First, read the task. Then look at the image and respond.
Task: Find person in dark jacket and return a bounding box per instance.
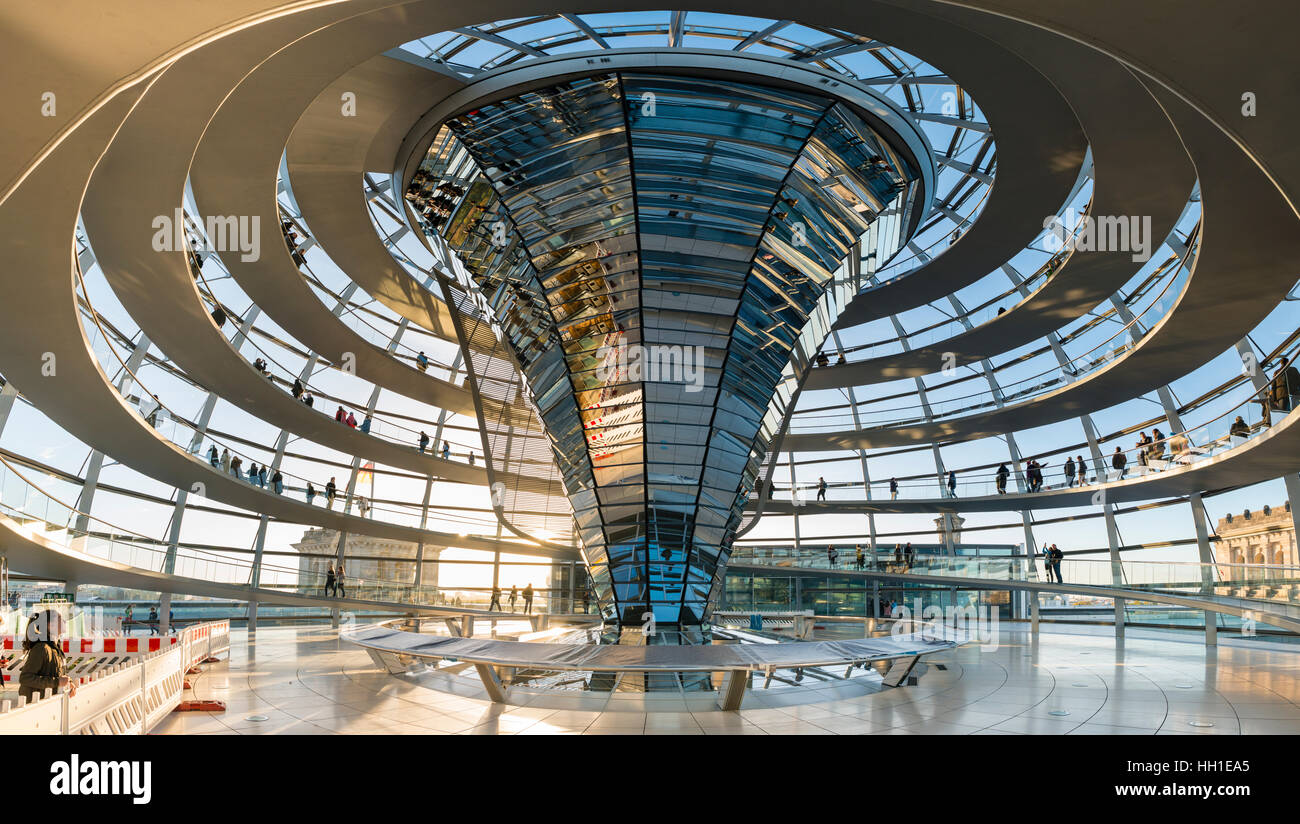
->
[1112,446,1128,479]
[522,583,534,614]
[1049,545,1065,584]
[995,463,1009,494]
[324,565,336,597]
[947,470,957,497]
[1230,415,1250,439]
[1267,356,1300,418]
[19,609,75,702]
[1064,456,1076,487]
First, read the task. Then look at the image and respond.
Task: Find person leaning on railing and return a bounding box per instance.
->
[1230,415,1250,439]
[18,609,76,702]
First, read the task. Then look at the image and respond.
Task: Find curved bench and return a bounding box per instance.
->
[345,619,967,709]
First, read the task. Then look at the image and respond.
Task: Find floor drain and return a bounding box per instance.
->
[1188,720,1215,728]
[1072,683,1090,687]
[1048,710,1071,717]
[1174,683,1195,689]
[935,664,948,671]
[246,715,268,722]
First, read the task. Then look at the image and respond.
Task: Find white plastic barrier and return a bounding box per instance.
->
[182,619,230,668]
[0,619,229,734]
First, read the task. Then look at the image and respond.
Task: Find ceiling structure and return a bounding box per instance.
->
[0,2,1296,638]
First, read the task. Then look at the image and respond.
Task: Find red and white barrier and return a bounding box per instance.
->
[0,619,230,734]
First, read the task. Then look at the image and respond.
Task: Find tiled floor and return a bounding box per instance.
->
[150,624,1300,734]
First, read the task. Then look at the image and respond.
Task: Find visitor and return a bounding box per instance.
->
[258,464,268,488]
[336,564,346,598]
[1168,431,1191,463]
[1231,415,1250,439]
[855,546,865,571]
[360,415,371,435]
[1076,456,1087,486]
[303,391,314,408]
[835,354,846,366]
[522,583,534,614]
[815,352,829,368]
[469,451,475,466]
[291,378,303,400]
[18,609,75,703]
[1050,544,1064,584]
[325,565,336,597]
[148,606,159,635]
[1136,432,1151,467]
[306,481,316,504]
[995,463,1009,494]
[489,587,502,612]
[1150,428,1166,461]
[441,441,450,460]
[326,477,337,509]
[827,546,838,567]
[230,455,242,478]
[419,431,430,453]
[894,543,903,565]
[247,461,259,485]
[889,477,898,501]
[905,542,915,568]
[1267,355,1300,418]
[416,351,429,373]
[1112,446,1127,479]
[208,445,219,467]
[346,411,358,429]
[509,586,518,611]
[947,470,957,497]
[358,496,370,518]
[335,406,346,424]
[220,447,231,474]
[816,476,827,501]
[1064,456,1076,487]
[272,469,284,495]
[124,603,134,631]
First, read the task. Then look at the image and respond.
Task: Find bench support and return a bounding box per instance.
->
[717,670,748,711]
[474,663,507,703]
[880,655,920,688]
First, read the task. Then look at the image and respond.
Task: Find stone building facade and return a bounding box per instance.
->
[1214,502,1297,567]
[292,528,438,588]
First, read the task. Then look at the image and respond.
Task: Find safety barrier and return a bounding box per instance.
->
[0,619,229,734]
